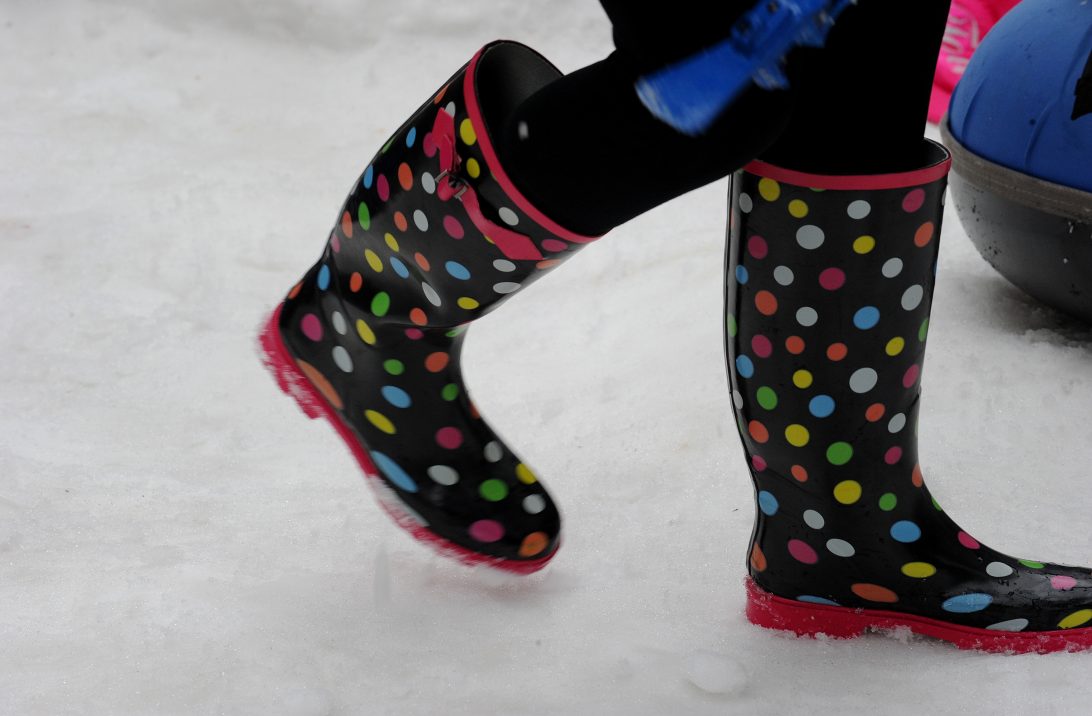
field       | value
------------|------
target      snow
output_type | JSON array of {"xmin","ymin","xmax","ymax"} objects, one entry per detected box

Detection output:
[{"xmin": 3, "ymin": 0, "xmax": 1092, "ymax": 713}]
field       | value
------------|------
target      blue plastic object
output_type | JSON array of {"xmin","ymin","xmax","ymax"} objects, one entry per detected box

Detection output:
[{"xmin": 635, "ymin": 0, "xmax": 855, "ymax": 136}]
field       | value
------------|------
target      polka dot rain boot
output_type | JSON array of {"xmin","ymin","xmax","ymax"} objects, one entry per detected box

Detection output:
[
  {"xmin": 258, "ymin": 41, "xmax": 600, "ymax": 574},
  {"xmin": 725, "ymin": 143, "xmax": 1092, "ymax": 653}
]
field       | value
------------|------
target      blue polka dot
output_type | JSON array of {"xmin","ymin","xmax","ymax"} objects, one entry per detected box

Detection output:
[
  {"xmin": 797, "ymin": 595, "xmax": 840, "ymax": 606},
  {"xmin": 758, "ymin": 491, "xmax": 779, "ymax": 516},
  {"xmin": 890, "ymin": 520, "xmax": 921, "ymax": 543},
  {"xmin": 445, "ymin": 261, "xmax": 471, "ymax": 280},
  {"xmin": 362, "ymin": 165, "xmax": 374, "ymax": 189},
  {"xmin": 369, "ymin": 451, "xmax": 418, "ymax": 493},
  {"xmin": 381, "ymin": 385, "xmax": 412, "ymax": 409},
  {"xmin": 736, "ymin": 355, "xmax": 755, "ymax": 379},
  {"xmin": 390, "ymin": 257, "xmax": 410, "ymax": 278},
  {"xmin": 942, "ymin": 593, "xmax": 993, "ymax": 614},
  {"xmin": 809, "ymin": 395, "xmax": 835, "ymax": 418},
  {"xmin": 853, "ymin": 306, "xmax": 881, "ymax": 330},
  {"xmin": 735, "ymin": 265, "xmax": 749, "ymax": 285},
  {"xmin": 317, "ymin": 265, "xmax": 331, "ymax": 290},
  {"xmin": 406, "ymin": 127, "xmax": 417, "ymax": 148}
]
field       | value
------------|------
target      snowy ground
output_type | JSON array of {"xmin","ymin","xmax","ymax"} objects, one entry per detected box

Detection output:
[{"xmin": 4, "ymin": 1, "xmax": 1092, "ymax": 714}]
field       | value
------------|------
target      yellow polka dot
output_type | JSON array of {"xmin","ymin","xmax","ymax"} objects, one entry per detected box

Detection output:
[
  {"xmin": 901, "ymin": 562, "xmax": 937, "ymax": 578},
  {"xmin": 365, "ymin": 249, "xmax": 383, "ymax": 273},
  {"xmin": 459, "ymin": 118, "xmax": 477, "ymax": 146},
  {"xmin": 758, "ymin": 178, "xmax": 781, "ymax": 202},
  {"xmin": 457, "ymin": 297, "xmax": 479, "ymax": 310},
  {"xmin": 833, "ymin": 480, "xmax": 862, "ymax": 505},
  {"xmin": 1059, "ymin": 609, "xmax": 1092, "ymax": 629},
  {"xmin": 785, "ymin": 424, "xmax": 810, "ymax": 447},
  {"xmin": 515, "ymin": 463, "xmax": 537, "ymax": 485},
  {"xmin": 792, "ymin": 370, "xmax": 813, "ymax": 389},
  {"xmin": 356, "ymin": 318, "xmax": 376, "ymax": 345},
  {"xmin": 384, "ymin": 233, "xmax": 399, "ymax": 251},
  {"xmin": 886, "ymin": 337, "xmax": 905, "ymax": 356},
  {"xmin": 364, "ymin": 409, "xmax": 395, "ymax": 434},
  {"xmin": 853, "ymin": 235, "xmax": 876, "ymax": 254},
  {"xmin": 788, "ymin": 199, "xmax": 809, "ymax": 218},
  {"xmin": 466, "ymin": 157, "xmax": 481, "ymax": 178}
]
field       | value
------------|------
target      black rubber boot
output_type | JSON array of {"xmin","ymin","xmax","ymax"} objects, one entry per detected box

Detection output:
[
  {"xmin": 724, "ymin": 144, "xmax": 1092, "ymax": 652},
  {"xmin": 259, "ymin": 41, "xmax": 601, "ymax": 573}
]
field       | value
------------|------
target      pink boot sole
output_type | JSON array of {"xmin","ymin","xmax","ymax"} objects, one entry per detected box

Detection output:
[
  {"xmin": 745, "ymin": 578, "xmax": 1092, "ymax": 654},
  {"xmin": 256, "ymin": 303, "xmax": 556, "ymax": 575}
]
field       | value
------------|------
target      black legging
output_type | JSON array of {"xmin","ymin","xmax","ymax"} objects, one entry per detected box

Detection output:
[{"xmin": 498, "ymin": 0, "xmax": 953, "ymax": 236}]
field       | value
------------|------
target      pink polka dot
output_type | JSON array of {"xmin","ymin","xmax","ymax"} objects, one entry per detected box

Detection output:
[
  {"xmin": 300, "ymin": 314, "xmax": 323, "ymax": 342},
  {"xmin": 423, "ymin": 132, "xmax": 437, "ymax": 157},
  {"xmin": 818, "ymin": 267, "xmax": 846, "ymax": 291},
  {"xmin": 541, "ymin": 239, "xmax": 568, "ymax": 253},
  {"xmin": 788, "ymin": 539, "xmax": 819, "ymax": 564},
  {"xmin": 1050, "ymin": 575, "xmax": 1077, "ymax": 591},
  {"xmin": 330, "ymin": 234, "xmax": 341, "ymax": 253},
  {"xmin": 436, "ymin": 426, "xmax": 463, "ymax": 449},
  {"xmin": 902, "ymin": 188, "xmax": 925, "ymax": 213},
  {"xmin": 751, "ymin": 335, "xmax": 773, "ymax": 358},
  {"xmin": 747, "ymin": 236, "xmax": 768, "ymax": 259},
  {"xmin": 752, "ymin": 455, "xmax": 767, "ymax": 471},
  {"xmin": 469, "ymin": 519, "xmax": 505, "ymax": 543},
  {"xmin": 405, "ymin": 328, "xmax": 424, "ymax": 340},
  {"xmin": 958, "ymin": 531, "xmax": 980, "ymax": 549},
  {"xmin": 884, "ymin": 446, "xmax": 903, "ymax": 465},
  {"xmin": 903, "ymin": 364, "xmax": 921, "ymax": 388},
  {"xmin": 377, "ymin": 174, "xmax": 390, "ymax": 202},
  {"xmin": 443, "ymin": 215, "xmax": 464, "ymax": 239}
]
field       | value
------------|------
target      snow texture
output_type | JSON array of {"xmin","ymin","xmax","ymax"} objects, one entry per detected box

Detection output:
[{"xmin": 3, "ymin": 0, "xmax": 1092, "ymax": 714}]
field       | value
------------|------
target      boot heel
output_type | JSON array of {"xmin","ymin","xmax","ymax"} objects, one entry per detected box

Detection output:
[
  {"xmin": 257, "ymin": 305, "xmax": 323, "ymax": 420},
  {"xmin": 745, "ymin": 578, "xmax": 867, "ymax": 640}
]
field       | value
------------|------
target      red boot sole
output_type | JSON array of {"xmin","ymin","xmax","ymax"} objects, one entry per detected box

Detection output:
[
  {"xmin": 745, "ymin": 577, "xmax": 1092, "ymax": 654},
  {"xmin": 256, "ymin": 303, "xmax": 557, "ymax": 575}
]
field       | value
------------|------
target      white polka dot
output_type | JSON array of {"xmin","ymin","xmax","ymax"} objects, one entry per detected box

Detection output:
[
  {"xmin": 332, "ymin": 345, "xmax": 353, "ymax": 373},
  {"xmin": 901, "ymin": 285, "xmax": 924, "ymax": 311},
  {"xmin": 796, "ymin": 307, "xmax": 818, "ymax": 327},
  {"xmin": 427, "ymin": 465, "xmax": 459, "ymax": 486},
  {"xmin": 413, "ymin": 210, "xmax": 429, "ymax": 231},
  {"xmin": 492, "ymin": 259, "xmax": 516, "ymax": 273},
  {"xmin": 732, "ymin": 390, "xmax": 744, "ymax": 410},
  {"xmin": 803, "ymin": 510, "xmax": 825, "ymax": 529},
  {"xmin": 739, "ymin": 193, "xmax": 754, "ymax": 213},
  {"xmin": 421, "ymin": 172, "xmax": 436, "ymax": 194},
  {"xmin": 986, "ymin": 618, "xmax": 1029, "ymax": 632},
  {"xmin": 882, "ymin": 258, "xmax": 904, "ymax": 278},
  {"xmin": 493, "ymin": 282, "xmax": 521, "ymax": 294},
  {"xmin": 847, "ymin": 200, "xmax": 871, "ymax": 219},
  {"xmin": 986, "ymin": 561, "xmax": 1014, "ymax": 578},
  {"xmin": 773, "ymin": 265, "xmax": 795, "ymax": 286},
  {"xmin": 498, "ymin": 207, "xmax": 519, "ymax": 226},
  {"xmin": 444, "ymin": 101, "xmax": 456, "ymax": 116},
  {"xmin": 422, "ymin": 283, "xmax": 442, "ymax": 306},
  {"xmin": 796, "ymin": 225, "xmax": 825, "ymax": 250},
  {"xmin": 331, "ymin": 311, "xmax": 347, "ymax": 335},
  {"xmin": 826, "ymin": 539, "xmax": 855, "ymax": 557},
  {"xmin": 888, "ymin": 413, "xmax": 907, "ymax": 433},
  {"xmin": 517, "ymin": 121, "xmax": 530, "ymax": 140},
  {"xmin": 523, "ymin": 494, "xmax": 546, "ymax": 514},
  {"xmin": 849, "ymin": 367, "xmax": 878, "ymax": 393},
  {"xmin": 483, "ymin": 441, "xmax": 503, "ymax": 462}
]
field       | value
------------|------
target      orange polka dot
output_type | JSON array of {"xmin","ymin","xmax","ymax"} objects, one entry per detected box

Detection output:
[
  {"xmin": 755, "ymin": 290, "xmax": 778, "ymax": 316},
  {"xmin": 394, "ymin": 211, "xmax": 409, "ymax": 232},
  {"xmin": 519, "ymin": 532, "xmax": 550, "ymax": 558},
  {"xmin": 296, "ymin": 360, "xmax": 343, "ymax": 410},
  {"xmin": 536, "ymin": 259, "xmax": 561, "ymax": 270},
  {"xmin": 349, "ymin": 272, "xmax": 363, "ymax": 292},
  {"xmin": 912, "ymin": 464, "xmax": 924, "ymax": 488},
  {"xmin": 785, "ymin": 336, "xmax": 805, "ymax": 355},
  {"xmin": 415, "ymin": 252, "xmax": 431, "ymax": 271},
  {"xmin": 469, "ymin": 401, "xmax": 480, "ymax": 419},
  {"xmin": 425, "ymin": 352, "xmax": 450, "ymax": 373},
  {"xmin": 826, "ymin": 343, "xmax": 848, "ymax": 361},
  {"xmin": 409, "ymin": 308, "xmax": 428, "ymax": 326},
  {"xmin": 914, "ymin": 221, "xmax": 935, "ymax": 247},
  {"xmin": 287, "ymin": 281, "xmax": 303, "ymax": 299},
  {"xmin": 340, "ymin": 211, "xmax": 353, "ymax": 238},
  {"xmin": 852, "ymin": 583, "xmax": 899, "ymax": 603},
  {"xmin": 790, "ymin": 464, "xmax": 808, "ymax": 482},
  {"xmin": 398, "ymin": 162, "xmax": 414, "ymax": 191},
  {"xmin": 750, "ymin": 543, "xmax": 767, "ymax": 572},
  {"xmin": 748, "ymin": 420, "xmax": 770, "ymax": 443},
  {"xmin": 434, "ymin": 84, "xmax": 448, "ymax": 104},
  {"xmin": 865, "ymin": 403, "xmax": 886, "ymax": 422}
]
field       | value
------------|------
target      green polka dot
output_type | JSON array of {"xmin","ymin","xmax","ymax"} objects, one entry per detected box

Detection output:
[
  {"xmin": 382, "ymin": 137, "xmax": 395, "ymax": 153},
  {"xmin": 878, "ymin": 493, "xmax": 897, "ymax": 511},
  {"xmin": 371, "ymin": 291, "xmax": 390, "ymax": 317},
  {"xmin": 441, "ymin": 383, "xmax": 459, "ymax": 401},
  {"xmin": 383, "ymin": 359, "xmax": 404, "ymax": 376},
  {"xmin": 446, "ymin": 326, "xmax": 468, "ymax": 338},
  {"xmin": 756, "ymin": 387, "xmax": 778, "ymax": 410},
  {"xmin": 1018, "ymin": 559, "xmax": 1045, "ymax": 569},
  {"xmin": 727, "ymin": 314, "xmax": 738, "ymax": 338},
  {"xmin": 826, "ymin": 442, "xmax": 853, "ymax": 466},
  {"xmin": 357, "ymin": 202, "xmax": 371, "ymax": 230},
  {"xmin": 479, "ymin": 479, "xmax": 509, "ymax": 502},
  {"xmin": 932, "ymin": 497, "xmax": 943, "ymax": 511},
  {"xmin": 919, "ymin": 318, "xmax": 930, "ymax": 342}
]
